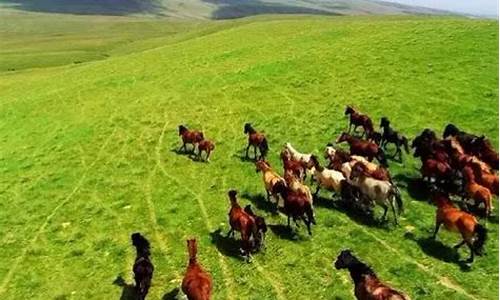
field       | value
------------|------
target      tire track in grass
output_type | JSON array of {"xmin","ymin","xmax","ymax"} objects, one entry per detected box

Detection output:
[
  {"xmin": 155, "ymin": 118, "xmax": 235, "ymax": 300},
  {"xmin": 0, "ymin": 128, "xmax": 117, "ymax": 296}
]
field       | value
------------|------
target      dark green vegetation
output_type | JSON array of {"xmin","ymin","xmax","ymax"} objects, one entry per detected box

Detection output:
[{"xmin": 0, "ymin": 10, "xmax": 498, "ymax": 300}]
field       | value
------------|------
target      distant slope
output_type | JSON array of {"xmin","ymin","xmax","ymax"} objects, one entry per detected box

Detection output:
[{"xmin": 0, "ymin": 0, "xmax": 452, "ymax": 19}]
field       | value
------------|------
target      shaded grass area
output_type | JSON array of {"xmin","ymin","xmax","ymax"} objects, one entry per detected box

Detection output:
[{"xmin": 0, "ymin": 15, "xmax": 498, "ymax": 300}]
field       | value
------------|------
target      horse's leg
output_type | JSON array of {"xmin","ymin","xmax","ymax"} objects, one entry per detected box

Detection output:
[
  {"xmin": 390, "ymin": 199, "xmax": 398, "ymax": 225},
  {"xmin": 432, "ymin": 222, "xmax": 442, "ymax": 239},
  {"xmin": 253, "ymin": 145, "xmax": 257, "ymax": 160},
  {"xmin": 454, "ymin": 240, "xmax": 466, "ymax": 249},
  {"xmin": 245, "ymin": 144, "xmax": 251, "ymax": 158},
  {"xmin": 314, "ymin": 185, "xmax": 320, "ymax": 198},
  {"xmin": 380, "ymin": 204, "xmax": 388, "ymax": 222},
  {"xmin": 226, "ymin": 228, "xmax": 234, "ymax": 238},
  {"xmin": 287, "ymin": 215, "xmax": 291, "ymax": 228},
  {"xmin": 179, "ymin": 142, "xmax": 186, "ymax": 152},
  {"xmin": 302, "ymin": 216, "xmax": 312, "ymax": 235},
  {"xmin": 466, "ymin": 243, "xmax": 474, "ymax": 263},
  {"xmin": 266, "ymin": 190, "xmax": 271, "ymax": 202}
]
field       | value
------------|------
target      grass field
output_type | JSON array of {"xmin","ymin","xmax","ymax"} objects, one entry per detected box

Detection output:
[{"xmin": 0, "ymin": 11, "xmax": 498, "ymax": 300}]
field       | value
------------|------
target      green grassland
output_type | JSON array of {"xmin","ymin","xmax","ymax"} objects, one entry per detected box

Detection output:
[{"xmin": 0, "ymin": 11, "xmax": 498, "ymax": 300}]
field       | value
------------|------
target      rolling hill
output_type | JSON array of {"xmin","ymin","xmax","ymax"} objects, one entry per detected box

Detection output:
[
  {"xmin": 0, "ymin": 11, "xmax": 498, "ymax": 300},
  {"xmin": 0, "ymin": 0, "xmax": 451, "ymax": 19}
]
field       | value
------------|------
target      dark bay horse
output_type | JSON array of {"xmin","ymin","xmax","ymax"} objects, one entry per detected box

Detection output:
[
  {"xmin": 336, "ymin": 132, "xmax": 388, "ymax": 167},
  {"xmin": 244, "ymin": 123, "xmax": 269, "ymax": 160},
  {"xmin": 334, "ymin": 250, "xmax": 410, "ymax": 300},
  {"xmin": 274, "ymin": 181, "xmax": 316, "ymax": 235},
  {"xmin": 345, "ymin": 106, "xmax": 374, "ymax": 138},
  {"xmin": 131, "ymin": 233, "xmax": 154, "ymax": 300},
  {"xmin": 227, "ymin": 190, "xmax": 259, "ymax": 260},
  {"xmin": 379, "ymin": 117, "xmax": 409, "ymax": 162}
]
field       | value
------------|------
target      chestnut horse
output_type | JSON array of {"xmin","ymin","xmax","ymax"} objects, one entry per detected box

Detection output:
[
  {"xmin": 131, "ymin": 233, "xmax": 154, "ymax": 300},
  {"xmin": 345, "ymin": 106, "xmax": 374, "ymax": 138},
  {"xmin": 281, "ymin": 148, "xmax": 306, "ymax": 180},
  {"xmin": 462, "ymin": 166, "xmax": 493, "ymax": 217},
  {"xmin": 244, "ymin": 205, "xmax": 267, "ymax": 250},
  {"xmin": 336, "ymin": 132, "xmax": 388, "ymax": 167},
  {"xmin": 244, "ymin": 123, "xmax": 269, "ymax": 160},
  {"xmin": 226, "ymin": 190, "xmax": 259, "ymax": 260},
  {"xmin": 255, "ymin": 160, "xmax": 286, "ymax": 208},
  {"xmin": 182, "ymin": 239, "xmax": 212, "ymax": 300},
  {"xmin": 468, "ymin": 160, "xmax": 498, "ymax": 195},
  {"xmin": 432, "ymin": 194, "xmax": 487, "ymax": 263},
  {"xmin": 179, "ymin": 125, "xmax": 204, "ymax": 153},
  {"xmin": 197, "ymin": 139, "xmax": 215, "ymax": 162},
  {"xmin": 334, "ymin": 250, "xmax": 410, "ymax": 300}
]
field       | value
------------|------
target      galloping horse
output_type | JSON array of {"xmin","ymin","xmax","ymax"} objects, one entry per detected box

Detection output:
[
  {"xmin": 131, "ymin": 233, "xmax": 154, "ymax": 300},
  {"xmin": 470, "ymin": 136, "xmax": 499, "ymax": 170},
  {"xmin": 345, "ymin": 106, "xmax": 374, "ymax": 138},
  {"xmin": 226, "ymin": 190, "xmax": 259, "ymax": 260},
  {"xmin": 432, "ymin": 193, "xmax": 487, "ymax": 264},
  {"xmin": 197, "ymin": 139, "xmax": 215, "ymax": 162},
  {"xmin": 244, "ymin": 123, "xmax": 269, "ymax": 160},
  {"xmin": 336, "ymin": 132, "xmax": 388, "ymax": 167},
  {"xmin": 334, "ymin": 250, "xmax": 411, "ymax": 300},
  {"xmin": 243, "ymin": 205, "xmax": 267, "ymax": 250},
  {"xmin": 379, "ymin": 117, "xmax": 410, "ymax": 162},
  {"xmin": 178, "ymin": 125, "xmax": 204, "ymax": 153},
  {"xmin": 274, "ymin": 181, "xmax": 316, "ymax": 235},
  {"xmin": 182, "ymin": 239, "xmax": 212, "ymax": 300},
  {"xmin": 350, "ymin": 162, "xmax": 403, "ymax": 224},
  {"xmin": 462, "ymin": 166, "xmax": 493, "ymax": 217},
  {"xmin": 255, "ymin": 160, "xmax": 286, "ymax": 208}
]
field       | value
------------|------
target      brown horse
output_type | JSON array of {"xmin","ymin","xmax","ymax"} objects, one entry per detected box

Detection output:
[
  {"xmin": 325, "ymin": 145, "xmax": 351, "ymax": 171},
  {"xmin": 420, "ymin": 159, "xmax": 453, "ymax": 183},
  {"xmin": 243, "ymin": 205, "xmax": 267, "ymax": 250},
  {"xmin": 255, "ymin": 160, "xmax": 286, "ymax": 207},
  {"xmin": 462, "ymin": 166, "xmax": 493, "ymax": 217},
  {"xmin": 182, "ymin": 239, "xmax": 212, "ymax": 300},
  {"xmin": 179, "ymin": 125, "xmax": 204, "ymax": 153},
  {"xmin": 470, "ymin": 136, "xmax": 499, "ymax": 170},
  {"xmin": 226, "ymin": 190, "xmax": 259, "ymax": 260},
  {"xmin": 281, "ymin": 149, "xmax": 306, "ymax": 180},
  {"xmin": 345, "ymin": 106, "xmax": 374, "ymax": 138},
  {"xmin": 197, "ymin": 139, "xmax": 215, "ymax": 162},
  {"xmin": 432, "ymin": 194, "xmax": 487, "ymax": 263},
  {"xmin": 468, "ymin": 160, "xmax": 498, "ymax": 195},
  {"xmin": 334, "ymin": 250, "xmax": 411, "ymax": 300},
  {"xmin": 274, "ymin": 181, "xmax": 316, "ymax": 235},
  {"xmin": 244, "ymin": 123, "xmax": 269, "ymax": 160},
  {"xmin": 336, "ymin": 132, "xmax": 387, "ymax": 167}
]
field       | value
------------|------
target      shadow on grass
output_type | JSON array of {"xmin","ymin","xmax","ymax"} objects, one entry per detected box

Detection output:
[
  {"xmin": 162, "ymin": 287, "xmax": 180, "ymax": 300},
  {"xmin": 393, "ymin": 174, "xmax": 429, "ymax": 201},
  {"xmin": 268, "ymin": 224, "xmax": 310, "ymax": 241},
  {"xmin": 404, "ymin": 232, "xmax": 471, "ymax": 271},
  {"xmin": 209, "ymin": 228, "xmax": 244, "ymax": 261},
  {"xmin": 113, "ymin": 276, "xmax": 137, "ymax": 300},
  {"xmin": 170, "ymin": 148, "xmax": 210, "ymax": 163},
  {"xmin": 328, "ymin": 199, "xmax": 390, "ymax": 229},
  {"xmin": 241, "ymin": 192, "xmax": 278, "ymax": 214},
  {"xmin": 313, "ymin": 194, "xmax": 336, "ymax": 209}
]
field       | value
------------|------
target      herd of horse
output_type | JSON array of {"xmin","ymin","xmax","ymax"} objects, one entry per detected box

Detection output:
[{"xmin": 128, "ymin": 106, "xmax": 497, "ymax": 300}]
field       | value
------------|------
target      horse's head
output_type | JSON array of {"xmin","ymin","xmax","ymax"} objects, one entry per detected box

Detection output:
[
  {"xmin": 280, "ymin": 148, "xmax": 291, "ymax": 160},
  {"xmin": 334, "ymin": 249, "xmax": 357, "ymax": 270},
  {"xmin": 344, "ymin": 106, "xmax": 354, "ymax": 116},
  {"xmin": 349, "ymin": 162, "xmax": 365, "ymax": 180},
  {"xmin": 228, "ymin": 189, "xmax": 238, "ymax": 201},
  {"xmin": 244, "ymin": 123, "xmax": 252, "ymax": 134},
  {"xmin": 255, "ymin": 160, "xmax": 270, "ymax": 172},
  {"xmin": 178, "ymin": 125, "xmax": 188, "ymax": 136},
  {"xmin": 131, "ymin": 232, "xmax": 150, "ymax": 256},
  {"xmin": 443, "ymin": 123, "xmax": 459, "ymax": 139},
  {"xmin": 186, "ymin": 238, "xmax": 197, "ymax": 261},
  {"xmin": 380, "ymin": 117, "xmax": 390, "ymax": 128},
  {"xmin": 325, "ymin": 144, "xmax": 336, "ymax": 159},
  {"xmin": 243, "ymin": 204, "xmax": 255, "ymax": 216}
]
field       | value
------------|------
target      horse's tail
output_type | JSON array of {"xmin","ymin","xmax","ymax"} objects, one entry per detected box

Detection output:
[
  {"xmin": 377, "ymin": 148, "xmax": 388, "ymax": 167},
  {"xmin": 305, "ymin": 202, "xmax": 316, "ymax": 225},
  {"xmin": 402, "ymin": 136, "xmax": 410, "ymax": 154},
  {"xmin": 392, "ymin": 185, "xmax": 404, "ymax": 214},
  {"xmin": 260, "ymin": 137, "xmax": 269, "ymax": 157},
  {"xmin": 473, "ymin": 223, "xmax": 487, "ymax": 255}
]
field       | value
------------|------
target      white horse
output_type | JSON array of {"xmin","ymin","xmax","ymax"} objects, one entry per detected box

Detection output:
[
  {"xmin": 349, "ymin": 164, "xmax": 402, "ymax": 224},
  {"xmin": 285, "ymin": 142, "xmax": 314, "ymax": 179},
  {"xmin": 309, "ymin": 155, "xmax": 345, "ymax": 196}
]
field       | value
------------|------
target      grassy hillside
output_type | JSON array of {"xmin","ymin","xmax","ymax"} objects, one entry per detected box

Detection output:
[
  {"xmin": 0, "ymin": 0, "xmax": 449, "ymax": 19},
  {"xmin": 0, "ymin": 14, "xmax": 498, "ymax": 300}
]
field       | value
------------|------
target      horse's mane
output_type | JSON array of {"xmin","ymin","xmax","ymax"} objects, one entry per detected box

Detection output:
[
  {"xmin": 132, "ymin": 233, "xmax": 151, "ymax": 256},
  {"xmin": 244, "ymin": 123, "xmax": 256, "ymax": 134}
]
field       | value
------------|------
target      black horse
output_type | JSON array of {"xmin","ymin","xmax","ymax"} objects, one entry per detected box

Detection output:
[
  {"xmin": 131, "ymin": 233, "xmax": 154, "ymax": 300},
  {"xmin": 443, "ymin": 123, "xmax": 479, "ymax": 154},
  {"xmin": 379, "ymin": 117, "xmax": 409, "ymax": 162}
]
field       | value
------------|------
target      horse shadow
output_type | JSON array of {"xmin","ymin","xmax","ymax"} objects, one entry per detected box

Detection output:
[
  {"xmin": 170, "ymin": 148, "xmax": 207, "ymax": 163},
  {"xmin": 404, "ymin": 232, "xmax": 471, "ymax": 271},
  {"xmin": 313, "ymin": 194, "xmax": 336, "ymax": 209},
  {"xmin": 233, "ymin": 152, "xmax": 258, "ymax": 163},
  {"xmin": 329, "ymin": 199, "xmax": 388, "ymax": 229},
  {"xmin": 240, "ymin": 192, "xmax": 278, "ymax": 214},
  {"xmin": 393, "ymin": 174, "xmax": 429, "ymax": 201},
  {"xmin": 162, "ymin": 287, "xmax": 180, "ymax": 300},
  {"xmin": 113, "ymin": 276, "xmax": 137, "ymax": 300},
  {"xmin": 209, "ymin": 228, "xmax": 244, "ymax": 261},
  {"xmin": 268, "ymin": 224, "xmax": 308, "ymax": 241}
]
